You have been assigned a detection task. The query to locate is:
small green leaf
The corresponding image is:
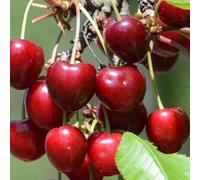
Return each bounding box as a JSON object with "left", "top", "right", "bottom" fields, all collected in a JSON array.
[
  {"left": 164, "top": 0, "right": 190, "bottom": 10},
  {"left": 115, "top": 132, "right": 189, "bottom": 180}
]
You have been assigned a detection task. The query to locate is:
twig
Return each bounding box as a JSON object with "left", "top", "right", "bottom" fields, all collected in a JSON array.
[
  {"left": 70, "top": 0, "right": 81, "bottom": 64},
  {"left": 157, "top": 35, "right": 190, "bottom": 56}
]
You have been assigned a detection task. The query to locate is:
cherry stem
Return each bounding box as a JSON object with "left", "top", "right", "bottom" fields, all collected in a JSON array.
[
  {"left": 110, "top": 0, "right": 121, "bottom": 21},
  {"left": 20, "top": 0, "right": 34, "bottom": 39},
  {"left": 89, "top": 164, "right": 94, "bottom": 180},
  {"left": 58, "top": 172, "right": 62, "bottom": 180},
  {"left": 48, "top": 31, "right": 63, "bottom": 64},
  {"left": 70, "top": 0, "right": 80, "bottom": 64},
  {"left": 102, "top": 106, "right": 111, "bottom": 132},
  {"left": 147, "top": 51, "right": 164, "bottom": 109},
  {"left": 31, "top": 3, "right": 51, "bottom": 10},
  {"left": 83, "top": 34, "right": 105, "bottom": 65},
  {"left": 157, "top": 35, "right": 190, "bottom": 56},
  {"left": 32, "top": 12, "right": 56, "bottom": 24},
  {"left": 63, "top": 111, "right": 68, "bottom": 125},
  {"left": 89, "top": 118, "right": 98, "bottom": 133},
  {"left": 154, "top": 0, "right": 163, "bottom": 19},
  {"left": 79, "top": 3, "right": 108, "bottom": 55}
]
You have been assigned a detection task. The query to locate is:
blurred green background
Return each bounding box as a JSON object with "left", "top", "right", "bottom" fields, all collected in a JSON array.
[{"left": 10, "top": 0, "right": 190, "bottom": 180}]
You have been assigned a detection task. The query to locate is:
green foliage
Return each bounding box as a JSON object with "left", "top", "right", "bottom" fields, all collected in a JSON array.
[
  {"left": 115, "top": 132, "right": 190, "bottom": 180},
  {"left": 164, "top": 0, "right": 190, "bottom": 10}
]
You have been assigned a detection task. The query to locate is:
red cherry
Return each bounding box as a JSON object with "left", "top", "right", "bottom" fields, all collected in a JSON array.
[
  {"left": 96, "top": 65, "right": 146, "bottom": 112},
  {"left": 65, "top": 154, "right": 103, "bottom": 180},
  {"left": 142, "top": 53, "right": 178, "bottom": 72},
  {"left": 46, "top": 61, "right": 96, "bottom": 111},
  {"left": 26, "top": 80, "right": 64, "bottom": 130},
  {"left": 87, "top": 132, "right": 122, "bottom": 176},
  {"left": 45, "top": 125, "right": 87, "bottom": 172},
  {"left": 158, "top": 2, "right": 190, "bottom": 28},
  {"left": 186, "top": 39, "right": 190, "bottom": 51},
  {"left": 97, "top": 104, "right": 147, "bottom": 135},
  {"left": 10, "top": 39, "right": 44, "bottom": 90},
  {"left": 10, "top": 119, "right": 46, "bottom": 161},
  {"left": 153, "top": 31, "right": 187, "bottom": 57},
  {"left": 146, "top": 107, "right": 190, "bottom": 153},
  {"left": 104, "top": 16, "right": 149, "bottom": 64}
]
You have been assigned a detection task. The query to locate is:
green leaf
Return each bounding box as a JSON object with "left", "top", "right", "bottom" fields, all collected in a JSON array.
[
  {"left": 164, "top": 0, "right": 190, "bottom": 10},
  {"left": 115, "top": 132, "right": 190, "bottom": 180}
]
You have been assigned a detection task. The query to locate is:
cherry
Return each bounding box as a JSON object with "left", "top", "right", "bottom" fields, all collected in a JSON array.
[
  {"left": 185, "top": 39, "right": 190, "bottom": 52},
  {"left": 10, "top": 39, "right": 44, "bottom": 90},
  {"left": 142, "top": 53, "right": 178, "bottom": 72},
  {"left": 26, "top": 80, "right": 65, "bottom": 130},
  {"left": 45, "top": 125, "right": 87, "bottom": 172},
  {"left": 87, "top": 132, "right": 122, "bottom": 176},
  {"left": 146, "top": 107, "right": 190, "bottom": 153},
  {"left": 158, "top": 2, "right": 190, "bottom": 28},
  {"left": 46, "top": 61, "right": 96, "bottom": 111},
  {"left": 104, "top": 16, "right": 149, "bottom": 64},
  {"left": 10, "top": 119, "right": 46, "bottom": 161},
  {"left": 96, "top": 65, "right": 146, "bottom": 112},
  {"left": 153, "top": 31, "right": 187, "bottom": 57},
  {"left": 65, "top": 154, "right": 103, "bottom": 180},
  {"left": 97, "top": 104, "right": 147, "bottom": 135}
]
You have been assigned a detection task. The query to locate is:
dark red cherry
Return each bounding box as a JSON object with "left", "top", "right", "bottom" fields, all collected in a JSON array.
[
  {"left": 97, "top": 104, "right": 147, "bottom": 135},
  {"left": 65, "top": 154, "right": 103, "bottom": 180},
  {"left": 87, "top": 132, "right": 122, "bottom": 176},
  {"left": 26, "top": 80, "right": 65, "bottom": 130},
  {"left": 153, "top": 31, "right": 187, "bottom": 57},
  {"left": 146, "top": 107, "right": 190, "bottom": 153},
  {"left": 158, "top": 2, "right": 190, "bottom": 28},
  {"left": 96, "top": 65, "right": 146, "bottom": 112},
  {"left": 142, "top": 53, "right": 178, "bottom": 72},
  {"left": 104, "top": 16, "right": 149, "bottom": 64},
  {"left": 10, "top": 39, "right": 44, "bottom": 90},
  {"left": 46, "top": 61, "right": 96, "bottom": 111},
  {"left": 185, "top": 39, "right": 190, "bottom": 52},
  {"left": 45, "top": 125, "right": 87, "bottom": 172},
  {"left": 10, "top": 119, "right": 46, "bottom": 161}
]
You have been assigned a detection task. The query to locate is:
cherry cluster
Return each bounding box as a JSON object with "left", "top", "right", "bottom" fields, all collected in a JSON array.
[{"left": 10, "top": 0, "right": 190, "bottom": 179}]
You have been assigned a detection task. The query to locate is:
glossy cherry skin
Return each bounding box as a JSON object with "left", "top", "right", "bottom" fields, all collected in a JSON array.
[
  {"left": 153, "top": 31, "right": 187, "bottom": 57},
  {"left": 104, "top": 16, "right": 149, "bottom": 64},
  {"left": 96, "top": 65, "right": 146, "bottom": 112},
  {"left": 142, "top": 53, "right": 178, "bottom": 72},
  {"left": 10, "top": 119, "right": 46, "bottom": 161},
  {"left": 158, "top": 2, "right": 190, "bottom": 28},
  {"left": 65, "top": 154, "right": 103, "bottom": 180},
  {"left": 146, "top": 107, "right": 190, "bottom": 153},
  {"left": 46, "top": 61, "right": 96, "bottom": 111},
  {"left": 45, "top": 125, "right": 87, "bottom": 172},
  {"left": 26, "top": 80, "right": 65, "bottom": 130},
  {"left": 87, "top": 132, "right": 122, "bottom": 176},
  {"left": 10, "top": 39, "right": 44, "bottom": 90},
  {"left": 97, "top": 104, "right": 147, "bottom": 135}
]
